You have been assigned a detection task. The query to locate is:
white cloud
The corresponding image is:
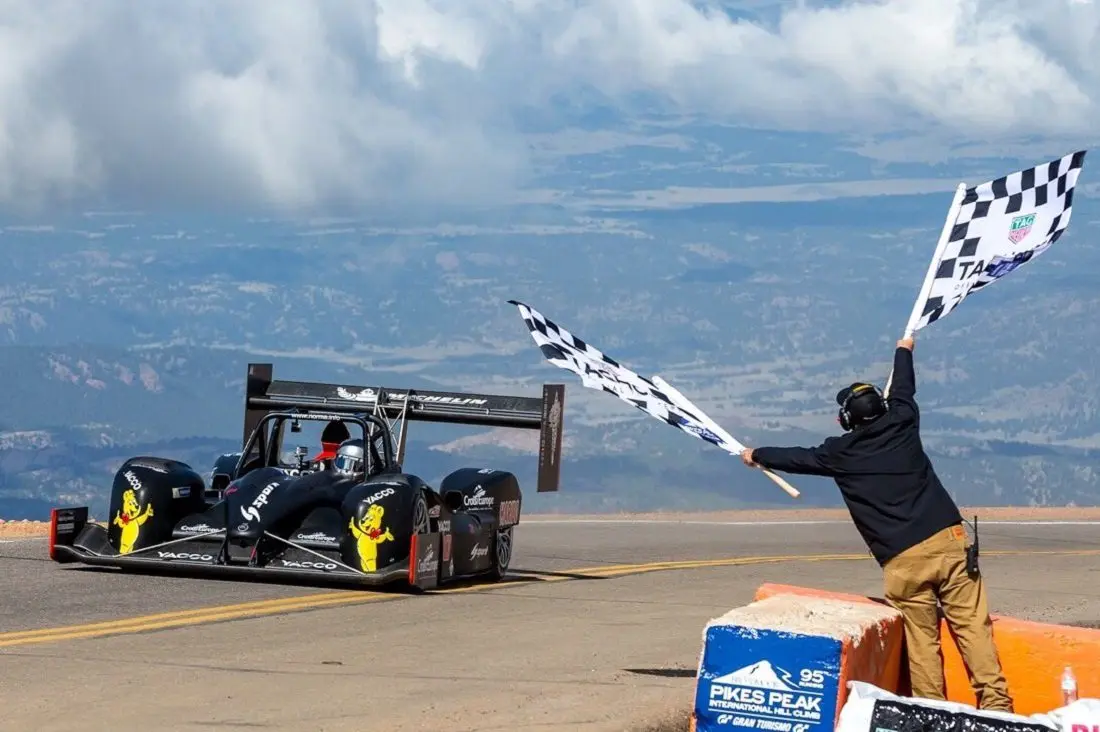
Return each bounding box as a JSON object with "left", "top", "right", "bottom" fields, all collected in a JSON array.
[{"left": 0, "top": 0, "right": 1096, "bottom": 214}]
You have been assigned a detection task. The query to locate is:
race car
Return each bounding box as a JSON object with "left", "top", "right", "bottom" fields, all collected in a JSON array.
[{"left": 48, "top": 362, "right": 566, "bottom": 591}]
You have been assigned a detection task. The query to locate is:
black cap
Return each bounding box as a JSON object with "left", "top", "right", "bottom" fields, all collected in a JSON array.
[{"left": 837, "top": 382, "right": 886, "bottom": 424}]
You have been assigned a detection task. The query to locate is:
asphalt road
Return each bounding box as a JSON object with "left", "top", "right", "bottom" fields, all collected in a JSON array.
[{"left": 2, "top": 516, "right": 1100, "bottom": 731}]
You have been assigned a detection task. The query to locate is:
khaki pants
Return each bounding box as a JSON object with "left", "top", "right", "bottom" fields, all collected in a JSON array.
[{"left": 882, "top": 523, "right": 1014, "bottom": 712}]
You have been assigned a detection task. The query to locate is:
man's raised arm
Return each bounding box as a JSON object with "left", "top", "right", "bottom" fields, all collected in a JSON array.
[{"left": 888, "top": 337, "right": 917, "bottom": 409}]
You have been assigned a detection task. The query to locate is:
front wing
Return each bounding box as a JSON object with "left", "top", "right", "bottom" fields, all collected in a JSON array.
[{"left": 48, "top": 507, "right": 445, "bottom": 590}]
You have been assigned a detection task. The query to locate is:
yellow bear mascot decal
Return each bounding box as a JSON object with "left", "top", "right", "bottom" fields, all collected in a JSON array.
[
  {"left": 113, "top": 489, "right": 154, "bottom": 554},
  {"left": 348, "top": 504, "right": 394, "bottom": 572}
]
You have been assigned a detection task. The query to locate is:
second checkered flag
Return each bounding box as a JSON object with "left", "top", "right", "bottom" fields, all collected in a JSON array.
[{"left": 509, "top": 300, "right": 800, "bottom": 498}]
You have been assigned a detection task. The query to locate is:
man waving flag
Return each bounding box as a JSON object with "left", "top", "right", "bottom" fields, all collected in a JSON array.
[
  {"left": 508, "top": 299, "right": 799, "bottom": 498},
  {"left": 904, "top": 150, "right": 1087, "bottom": 335}
]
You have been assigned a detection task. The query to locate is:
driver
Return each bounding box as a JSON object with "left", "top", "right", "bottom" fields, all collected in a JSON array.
[
  {"left": 313, "top": 420, "right": 351, "bottom": 469},
  {"left": 332, "top": 437, "right": 368, "bottom": 479}
]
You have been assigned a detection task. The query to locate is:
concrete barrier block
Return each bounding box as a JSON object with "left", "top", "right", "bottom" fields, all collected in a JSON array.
[{"left": 692, "top": 592, "right": 904, "bottom": 732}]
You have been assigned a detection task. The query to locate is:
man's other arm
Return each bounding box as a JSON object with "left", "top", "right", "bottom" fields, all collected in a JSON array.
[
  {"left": 888, "top": 337, "right": 918, "bottom": 415},
  {"left": 749, "top": 442, "right": 841, "bottom": 477}
]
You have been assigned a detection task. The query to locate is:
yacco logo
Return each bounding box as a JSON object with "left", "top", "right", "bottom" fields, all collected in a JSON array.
[
  {"left": 158, "top": 551, "right": 213, "bottom": 561},
  {"left": 240, "top": 481, "right": 279, "bottom": 522},
  {"left": 464, "top": 486, "right": 494, "bottom": 509},
  {"left": 365, "top": 486, "right": 395, "bottom": 505},
  {"left": 123, "top": 471, "right": 142, "bottom": 491},
  {"left": 278, "top": 559, "right": 337, "bottom": 571}
]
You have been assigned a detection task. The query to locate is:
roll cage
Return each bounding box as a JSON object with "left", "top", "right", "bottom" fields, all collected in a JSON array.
[{"left": 230, "top": 409, "right": 397, "bottom": 481}]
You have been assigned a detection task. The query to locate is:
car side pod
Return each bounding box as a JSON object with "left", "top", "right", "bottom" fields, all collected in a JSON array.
[{"left": 49, "top": 506, "right": 90, "bottom": 563}]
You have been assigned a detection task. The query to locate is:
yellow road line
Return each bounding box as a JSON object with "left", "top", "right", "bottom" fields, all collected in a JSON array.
[
  {"left": 0, "top": 591, "right": 383, "bottom": 642},
  {"left": 0, "top": 593, "right": 395, "bottom": 648},
  {"left": 4, "top": 547, "right": 1099, "bottom": 648}
]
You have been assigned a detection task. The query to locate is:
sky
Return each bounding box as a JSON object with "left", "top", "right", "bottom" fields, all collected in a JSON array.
[{"left": 0, "top": 0, "right": 1098, "bottom": 216}]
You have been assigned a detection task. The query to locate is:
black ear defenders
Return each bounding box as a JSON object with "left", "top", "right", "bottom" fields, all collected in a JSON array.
[{"left": 837, "top": 383, "right": 885, "bottom": 431}]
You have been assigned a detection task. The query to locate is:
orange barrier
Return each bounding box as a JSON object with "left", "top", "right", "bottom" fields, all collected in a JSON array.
[
  {"left": 942, "top": 616, "right": 1100, "bottom": 715},
  {"left": 754, "top": 582, "right": 1100, "bottom": 716}
]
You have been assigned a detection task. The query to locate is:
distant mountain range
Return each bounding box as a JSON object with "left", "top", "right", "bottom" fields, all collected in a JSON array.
[{"left": 2, "top": 140, "right": 1099, "bottom": 520}]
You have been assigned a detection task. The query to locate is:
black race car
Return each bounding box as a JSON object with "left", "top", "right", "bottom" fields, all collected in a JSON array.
[{"left": 48, "top": 363, "right": 565, "bottom": 590}]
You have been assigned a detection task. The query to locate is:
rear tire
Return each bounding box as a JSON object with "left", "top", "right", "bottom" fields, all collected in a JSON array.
[
  {"left": 489, "top": 525, "right": 513, "bottom": 581},
  {"left": 404, "top": 490, "right": 432, "bottom": 595}
]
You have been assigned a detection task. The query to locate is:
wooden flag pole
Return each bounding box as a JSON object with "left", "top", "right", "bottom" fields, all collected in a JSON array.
[
  {"left": 884, "top": 183, "right": 967, "bottom": 398},
  {"left": 651, "top": 376, "right": 801, "bottom": 499}
]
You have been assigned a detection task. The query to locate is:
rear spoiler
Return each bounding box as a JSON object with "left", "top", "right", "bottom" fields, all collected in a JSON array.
[{"left": 241, "top": 363, "right": 565, "bottom": 493}]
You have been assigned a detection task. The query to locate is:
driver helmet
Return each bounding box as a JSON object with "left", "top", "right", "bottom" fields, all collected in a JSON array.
[{"left": 333, "top": 438, "right": 366, "bottom": 477}]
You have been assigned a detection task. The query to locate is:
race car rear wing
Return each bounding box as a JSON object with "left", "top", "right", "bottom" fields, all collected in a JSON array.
[{"left": 240, "top": 363, "right": 565, "bottom": 492}]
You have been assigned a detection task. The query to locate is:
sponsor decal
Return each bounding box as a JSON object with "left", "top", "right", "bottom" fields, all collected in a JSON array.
[
  {"left": 412, "top": 394, "right": 488, "bottom": 406},
  {"left": 179, "top": 523, "right": 219, "bottom": 534},
  {"left": 130, "top": 461, "right": 168, "bottom": 473},
  {"left": 157, "top": 551, "right": 214, "bottom": 561},
  {"left": 112, "top": 485, "right": 153, "bottom": 554},
  {"left": 295, "top": 412, "right": 348, "bottom": 422},
  {"left": 335, "top": 385, "right": 489, "bottom": 407},
  {"left": 337, "top": 386, "right": 377, "bottom": 402},
  {"left": 237, "top": 523, "right": 249, "bottom": 532},
  {"left": 348, "top": 504, "right": 394, "bottom": 572},
  {"left": 1008, "top": 212, "right": 1035, "bottom": 244},
  {"left": 469, "top": 543, "right": 489, "bottom": 561},
  {"left": 442, "top": 533, "right": 452, "bottom": 562},
  {"left": 417, "top": 544, "right": 436, "bottom": 577},
  {"left": 547, "top": 394, "right": 562, "bottom": 466},
  {"left": 477, "top": 468, "right": 494, "bottom": 474},
  {"left": 123, "top": 470, "right": 142, "bottom": 491},
  {"left": 278, "top": 559, "right": 337, "bottom": 571},
  {"left": 499, "top": 499, "right": 520, "bottom": 526},
  {"left": 364, "top": 486, "right": 395, "bottom": 505},
  {"left": 279, "top": 467, "right": 316, "bottom": 477},
  {"left": 438, "top": 520, "right": 451, "bottom": 533},
  {"left": 240, "top": 481, "right": 279, "bottom": 522},
  {"left": 463, "top": 485, "right": 494, "bottom": 510},
  {"left": 703, "top": 660, "right": 826, "bottom": 731},
  {"left": 171, "top": 486, "right": 191, "bottom": 499},
  {"left": 293, "top": 531, "right": 338, "bottom": 544}
]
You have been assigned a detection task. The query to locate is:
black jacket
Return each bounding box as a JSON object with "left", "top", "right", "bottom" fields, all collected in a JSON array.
[{"left": 752, "top": 347, "right": 962, "bottom": 566}]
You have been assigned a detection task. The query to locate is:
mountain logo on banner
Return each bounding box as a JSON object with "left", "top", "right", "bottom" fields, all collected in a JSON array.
[{"left": 712, "top": 660, "right": 820, "bottom": 695}]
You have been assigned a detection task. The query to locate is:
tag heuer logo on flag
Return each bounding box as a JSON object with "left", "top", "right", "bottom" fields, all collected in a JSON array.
[{"left": 1008, "top": 213, "right": 1035, "bottom": 243}]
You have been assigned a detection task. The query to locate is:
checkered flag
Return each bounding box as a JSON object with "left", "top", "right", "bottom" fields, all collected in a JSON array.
[
  {"left": 509, "top": 300, "right": 801, "bottom": 498},
  {"left": 906, "top": 150, "right": 1088, "bottom": 333}
]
